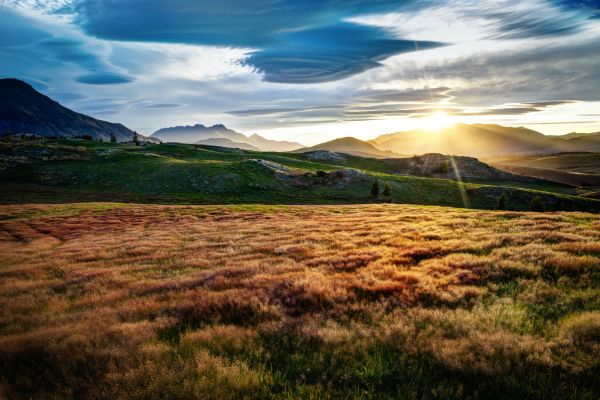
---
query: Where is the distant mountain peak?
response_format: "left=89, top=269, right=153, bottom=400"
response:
left=152, top=123, right=303, bottom=152
left=369, top=124, right=600, bottom=157
left=296, top=136, right=395, bottom=158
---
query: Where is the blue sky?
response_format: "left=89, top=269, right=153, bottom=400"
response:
left=0, top=0, right=599, bottom=144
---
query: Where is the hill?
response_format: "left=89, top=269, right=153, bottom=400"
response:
left=486, top=153, right=600, bottom=188
left=380, top=153, right=540, bottom=182
left=1, top=139, right=598, bottom=212
left=194, top=137, right=260, bottom=151
left=245, top=133, right=302, bottom=152
left=0, top=78, right=139, bottom=142
left=557, top=131, right=600, bottom=140
left=369, top=124, right=600, bottom=156
left=296, top=136, right=396, bottom=158
left=152, top=124, right=302, bottom=152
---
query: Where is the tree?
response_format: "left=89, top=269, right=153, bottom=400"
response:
left=529, top=196, right=544, bottom=212
left=110, top=133, right=117, bottom=143
left=371, top=180, right=379, bottom=197
left=496, top=194, right=507, bottom=210
left=133, top=131, right=140, bottom=146
left=382, top=182, right=391, bottom=196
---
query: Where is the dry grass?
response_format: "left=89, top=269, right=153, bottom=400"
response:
left=0, top=203, right=599, bottom=399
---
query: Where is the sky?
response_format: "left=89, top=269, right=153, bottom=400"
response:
left=0, top=0, right=599, bottom=145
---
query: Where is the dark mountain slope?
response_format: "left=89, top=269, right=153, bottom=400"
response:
left=0, top=78, right=136, bottom=142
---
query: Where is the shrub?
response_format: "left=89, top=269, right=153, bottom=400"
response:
left=371, top=180, right=379, bottom=197
left=382, top=182, right=391, bottom=196
left=433, top=162, right=449, bottom=174
left=496, top=194, right=507, bottom=210
left=529, top=196, right=544, bottom=212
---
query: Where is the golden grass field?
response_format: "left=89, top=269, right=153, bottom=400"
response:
left=1, top=203, right=599, bottom=399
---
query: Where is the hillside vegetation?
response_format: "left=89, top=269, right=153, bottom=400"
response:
left=1, top=139, right=598, bottom=212
left=486, top=153, right=600, bottom=190
left=0, top=203, right=599, bottom=399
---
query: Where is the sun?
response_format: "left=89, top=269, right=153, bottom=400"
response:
left=421, top=111, right=454, bottom=132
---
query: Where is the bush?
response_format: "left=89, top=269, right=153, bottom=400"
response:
left=496, top=194, right=507, bottom=210
left=371, top=180, right=379, bottom=197
left=529, top=196, right=544, bottom=212
left=382, top=182, right=391, bottom=196
left=433, top=162, right=449, bottom=174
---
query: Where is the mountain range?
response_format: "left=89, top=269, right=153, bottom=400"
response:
left=367, top=124, right=600, bottom=157
left=151, top=124, right=303, bottom=152
left=1, top=78, right=598, bottom=158
left=0, top=78, right=140, bottom=142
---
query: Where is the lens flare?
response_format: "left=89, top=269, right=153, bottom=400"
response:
left=421, top=111, right=454, bottom=131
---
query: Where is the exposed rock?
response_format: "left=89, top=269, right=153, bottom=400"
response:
left=286, top=168, right=370, bottom=188
left=304, top=150, right=346, bottom=164
left=249, top=159, right=292, bottom=173
left=383, top=153, right=541, bottom=182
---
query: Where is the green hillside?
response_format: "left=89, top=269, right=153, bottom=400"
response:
left=1, top=139, right=599, bottom=212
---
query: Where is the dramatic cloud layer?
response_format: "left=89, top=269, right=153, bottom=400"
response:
left=0, top=0, right=599, bottom=142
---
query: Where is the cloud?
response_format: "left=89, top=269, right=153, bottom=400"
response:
left=0, top=6, right=49, bottom=46
left=137, top=103, right=182, bottom=109
left=354, top=87, right=452, bottom=103
left=244, top=23, right=444, bottom=83
left=70, top=0, right=443, bottom=83
left=70, top=0, right=404, bottom=46
left=36, top=38, right=101, bottom=69
left=550, top=0, right=600, bottom=18
left=76, top=73, right=133, bottom=84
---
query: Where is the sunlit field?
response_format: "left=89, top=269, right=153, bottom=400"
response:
left=1, top=203, right=599, bottom=399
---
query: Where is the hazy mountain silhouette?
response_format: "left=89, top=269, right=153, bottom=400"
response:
left=195, top=137, right=260, bottom=151
left=369, top=124, right=600, bottom=156
left=296, top=136, right=396, bottom=158
left=152, top=124, right=302, bottom=152
left=0, top=78, right=137, bottom=142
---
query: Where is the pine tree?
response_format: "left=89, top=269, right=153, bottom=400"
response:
left=371, top=180, right=379, bottom=197
left=133, top=131, right=140, bottom=146
left=382, top=182, right=391, bottom=196
left=110, top=133, right=117, bottom=143
left=496, top=194, right=507, bottom=210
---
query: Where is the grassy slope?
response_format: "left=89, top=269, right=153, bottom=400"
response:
left=485, top=153, right=600, bottom=175
left=0, top=203, right=599, bottom=399
left=1, top=140, right=598, bottom=211
left=485, top=154, right=600, bottom=189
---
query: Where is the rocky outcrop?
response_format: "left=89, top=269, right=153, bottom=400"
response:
left=304, top=150, right=346, bottom=164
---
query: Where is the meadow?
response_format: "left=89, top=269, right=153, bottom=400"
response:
left=1, top=203, right=599, bottom=399
left=1, top=140, right=598, bottom=212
